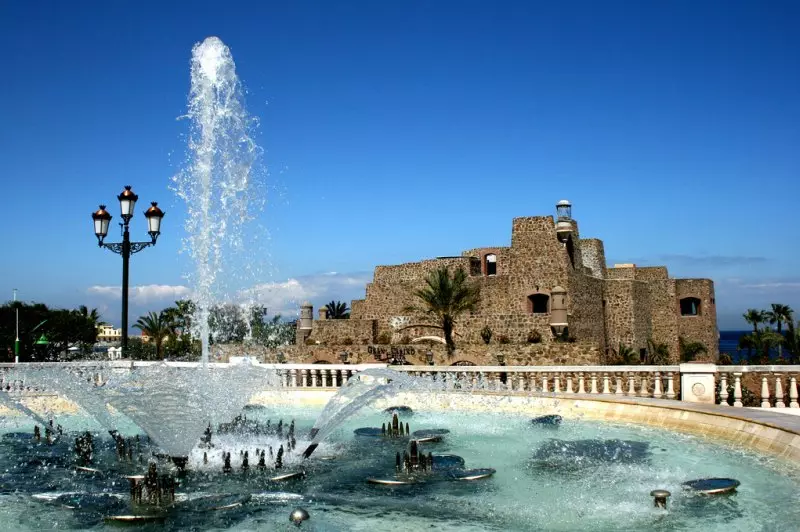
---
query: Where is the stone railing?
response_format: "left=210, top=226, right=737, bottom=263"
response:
left=715, top=365, right=800, bottom=408
left=391, top=365, right=681, bottom=399
left=1, top=362, right=799, bottom=410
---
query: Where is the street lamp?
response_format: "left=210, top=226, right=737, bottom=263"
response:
left=339, top=351, right=350, bottom=364
left=496, top=353, right=506, bottom=366
left=92, top=186, right=165, bottom=358
left=425, top=350, right=434, bottom=366
left=13, top=289, right=19, bottom=363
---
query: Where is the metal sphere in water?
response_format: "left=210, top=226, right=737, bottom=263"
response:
left=290, top=507, right=310, bottom=526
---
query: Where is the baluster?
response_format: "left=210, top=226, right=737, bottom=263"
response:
left=789, top=375, right=799, bottom=408
left=639, top=374, right=649, bottom=397
left=578, top=373, right=586, bottom=394
left=281, top=370, right=289, bottom=387
left=506, top=372, right=514, bottom=391
left=301, top=369, right=308, bottom=387
left=602, top=373, right=610, bottom=394
left=565, top=374, right=574, bottom=394
left=719, top=373, right=728, bottom=405
left=517, top=372, right=526, bottom=392
left=553, top=374, right=561, bottom=393
left=310, top=369, right=318, bottom=387
left=627, top=373, right=636, bottom=395
left=321, top=369, right=329, bottom=388
left=653, top=372, right=663, bottom=398
left=775, top=375, right=785, bottom=408
left=471, top=372, right=478, bottom=389
left=541, top=374, right=549, bottom=393
left=290, top=369, right=298, bottom=388
left=761, top=376, right=771, bottom=408
left=733, top=373, right=743, bottom=407
left=665, top=372, right=676, bottom=399
left=614, top=375, right=624, bottom=395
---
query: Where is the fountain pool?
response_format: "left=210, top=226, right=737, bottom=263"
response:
left=1, top=402, right=798, bottom=531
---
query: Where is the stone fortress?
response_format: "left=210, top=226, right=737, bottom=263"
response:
left=295, top=201, right=718, bottom=365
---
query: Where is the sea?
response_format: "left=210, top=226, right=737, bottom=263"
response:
left=718, top=330, right=782, bottom=363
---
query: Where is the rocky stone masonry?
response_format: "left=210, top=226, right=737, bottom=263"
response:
left=297, top=204, right=718, bottom=365
left=214, top=342, right=603, bottom=366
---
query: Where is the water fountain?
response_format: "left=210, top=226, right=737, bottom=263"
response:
left=1, top=35, right=800, bottom=530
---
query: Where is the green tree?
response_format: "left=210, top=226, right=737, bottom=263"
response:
left=325, top=301, right=350, bottom=319
left=133, top=311, right=172, bottom=359
left=646, top=339, right=670, bottom=365
left=737, top=334, right=755, bottom=363
left=208, top=304, right=248, bottom=344
left=679, top=337, right=707, bottom=362
left=611, top=343, right=639, bottom=365
left=753, top=329, right=784, bottom=364
left=766, top=303, right=794, bottom=359
left=743, top=309, right=767, bottom=334
left=404, top=267, right=481, bottom=355
left=783, top=320, right=800, bottom=364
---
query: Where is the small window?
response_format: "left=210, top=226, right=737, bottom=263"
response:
left=485, top=254, right=497, bottom=276
left=529, top=294, right=550, bottom=314
left=680, top=297, right=701, bottom=316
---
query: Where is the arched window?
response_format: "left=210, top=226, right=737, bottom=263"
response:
left=485, top=254, right=497, bottom=276
left=528, top=294, right=550, bottom=314
left=680, top=297, right=701, bottom=316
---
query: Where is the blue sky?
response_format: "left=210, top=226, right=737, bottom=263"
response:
left=0, top=1, right=798, bottom=329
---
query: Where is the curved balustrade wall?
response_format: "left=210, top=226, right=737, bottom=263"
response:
left=1, top=362, right=798, bottom=410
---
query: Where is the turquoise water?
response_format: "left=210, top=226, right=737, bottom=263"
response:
left=1, top=405, right=798, bottom=531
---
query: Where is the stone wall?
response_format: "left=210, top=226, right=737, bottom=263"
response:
left=579, top=238, right=606, bottom=278
left=307, top=319, right=375, bottom=345
left=647, top=279, right=680, bottom=362
left=214, top=342, right=602, bottom=366
left=676, top=279, right=719, bottom=360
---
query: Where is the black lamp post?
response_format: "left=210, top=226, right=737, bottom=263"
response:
left=92, top=186, right=164, bottom=359
left=425, top=350, right=434, bottom=366
left=339, top=351, right=350, bottom=364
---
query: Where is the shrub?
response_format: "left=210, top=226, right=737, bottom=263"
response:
left=498, top=335, right=510, bottom=344
left=716, top=382, right=759, bottom=407
left=377, top=332, right=391, bottom=345
left=304, top=338, right=316, bottom=346
left=717, top=352, right=733, bottom=365
left=527, top=330, right=542, bottom=344
left=480, top=326, right=493, bottom=345
left=342, top=337, right=354, bottom=346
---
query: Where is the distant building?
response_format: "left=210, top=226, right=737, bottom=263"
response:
left=297, top=200, right=717, bottom=362
left=96, top=324, right=122, bottom=343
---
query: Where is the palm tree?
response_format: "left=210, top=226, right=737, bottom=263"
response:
left=743, top=309, right=767, bottom=334
left=646, top=339, right=670, bottom=365
left=737, top=334, right=755, bottom=363
left=783, top=321, right=800, bottom=364
left=403, top=267, right=481, bottom=355
left=325, top=301, right=350, bottom=319
left=679, top=337, right=707, bottom=362
left=133, top=311, right=171, bottom=359
left=612, top=343, right=639, bottom=365
left=766, top=304, right=794, bottom=359
left=753, top=329, right=784, bottom=364
left=74, top=305, right=101, bottom=355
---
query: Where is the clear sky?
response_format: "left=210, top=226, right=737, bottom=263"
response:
left=0, top=1, right=798, bottom=330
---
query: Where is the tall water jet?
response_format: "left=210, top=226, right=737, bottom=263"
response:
left=172, top=36, right=262, bottom=366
